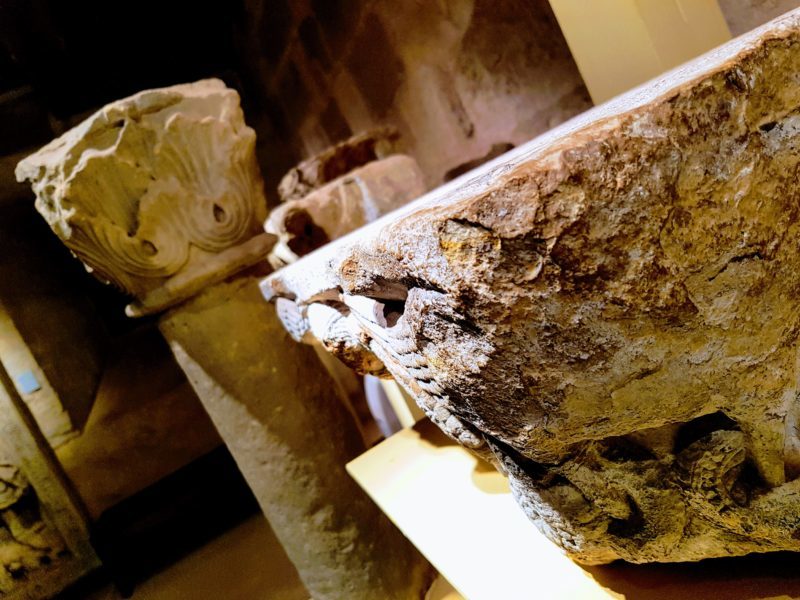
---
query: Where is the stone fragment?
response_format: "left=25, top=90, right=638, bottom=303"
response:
left=277, top=127, right=400, bottom=202
left=262, top=10, right=800, bottom=564
left=0, top=461, right=67, bottom=594
left=0, top=361, right=98, bottom=598
left=267, top=154, right=426, bottom=266
left=15, top=78, right=273, bottom=317
left=17, top=80, right=433, bottom=597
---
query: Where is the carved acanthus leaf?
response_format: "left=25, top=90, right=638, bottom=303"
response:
left=16, top=79, right=272, bottom=314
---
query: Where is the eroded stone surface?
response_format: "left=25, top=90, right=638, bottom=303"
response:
left=0, top=461, right=67, bottom=595
left=267, top=154, right=426, bottom=266
left=160, top=273, right=432, bottom=600
left=0, top=361, right=98, bottom=599
left=263, top=11, right=800, bottom=564
left=15, top=78, right=272, bottom=316
left=277, top=128, right=400, bottom=203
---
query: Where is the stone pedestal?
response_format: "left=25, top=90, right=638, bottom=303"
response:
left=17, top=79, right=431, bottom=598
left=262, top=11, right=800, bottom=565
left=160, top=270, right=431, bottom=599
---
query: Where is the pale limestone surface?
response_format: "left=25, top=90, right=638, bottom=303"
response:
left=263, top=10, right=800, bottom=564
left=15, top=79, right=273, bottom=316
left=267, top=154, right=426, bottom=266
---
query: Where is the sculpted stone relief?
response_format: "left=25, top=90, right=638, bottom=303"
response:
left=16, top=81, right=433, bottom=599
left=16, top=79, right=272, bottom=316
left=0, top=361, right=96, bottom=599
left=263, top=11, right=800, bottom=564
left=0, top=463, right=67, bottom=595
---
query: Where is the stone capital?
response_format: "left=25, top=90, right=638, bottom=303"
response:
left=16, top=79, right=274, bottom=316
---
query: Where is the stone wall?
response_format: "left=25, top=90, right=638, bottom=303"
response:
left=719, top=0, right=800, bottom=35
left=237, top=0, right=592, bottom=190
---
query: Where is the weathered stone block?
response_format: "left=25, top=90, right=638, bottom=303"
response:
left=263, top=11, right=800, bottom=564
left=277, top=127, right=400, bottom=202
left=0, top=361, right=98, bottom=599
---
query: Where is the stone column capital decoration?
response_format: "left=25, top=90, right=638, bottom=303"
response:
left=276, top=127, right=401, bottom=203
left=265, top=127, right=425, bottom=268
left=263, top=10, right=800, bottom=564
left=16, top=78, right=274, bottom=316
left=267, top=154, right=427, bottom=267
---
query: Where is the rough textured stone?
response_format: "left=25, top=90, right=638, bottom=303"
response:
left=0, top=461, right=67, bottom=594
left=267, top=154, right=426, bottom=266
left=159, top=272, right=432, bottom=600
left=719, top=0, right=800, bottom=36
left=277, top=127, right=400, bottom=202
left=263, top=11, right=800, bottom=564
left=0, top=361, right=98, bottom=599
left=15, top=78, right=273, bottom=316
left=16, top=79, right=432, bottom=598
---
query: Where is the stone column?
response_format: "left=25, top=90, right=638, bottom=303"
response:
left=159, top=271, right=429, bottom=598
left=17, top=79, right=431, bottom=599
left=262, top=11, right=800, bottom=565
left=266, top=128, right=428, bottom=438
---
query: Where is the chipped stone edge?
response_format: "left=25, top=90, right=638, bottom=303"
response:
left=260, top=9, right=800, bottom=306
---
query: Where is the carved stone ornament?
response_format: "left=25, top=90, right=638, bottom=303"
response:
left=0, top=360, right=98, bottom=599
left=16, top=79, right=273, bottom=317
left=262, top=11, right=800, bottom=564
left=0, top=462, right=67, bottom=595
